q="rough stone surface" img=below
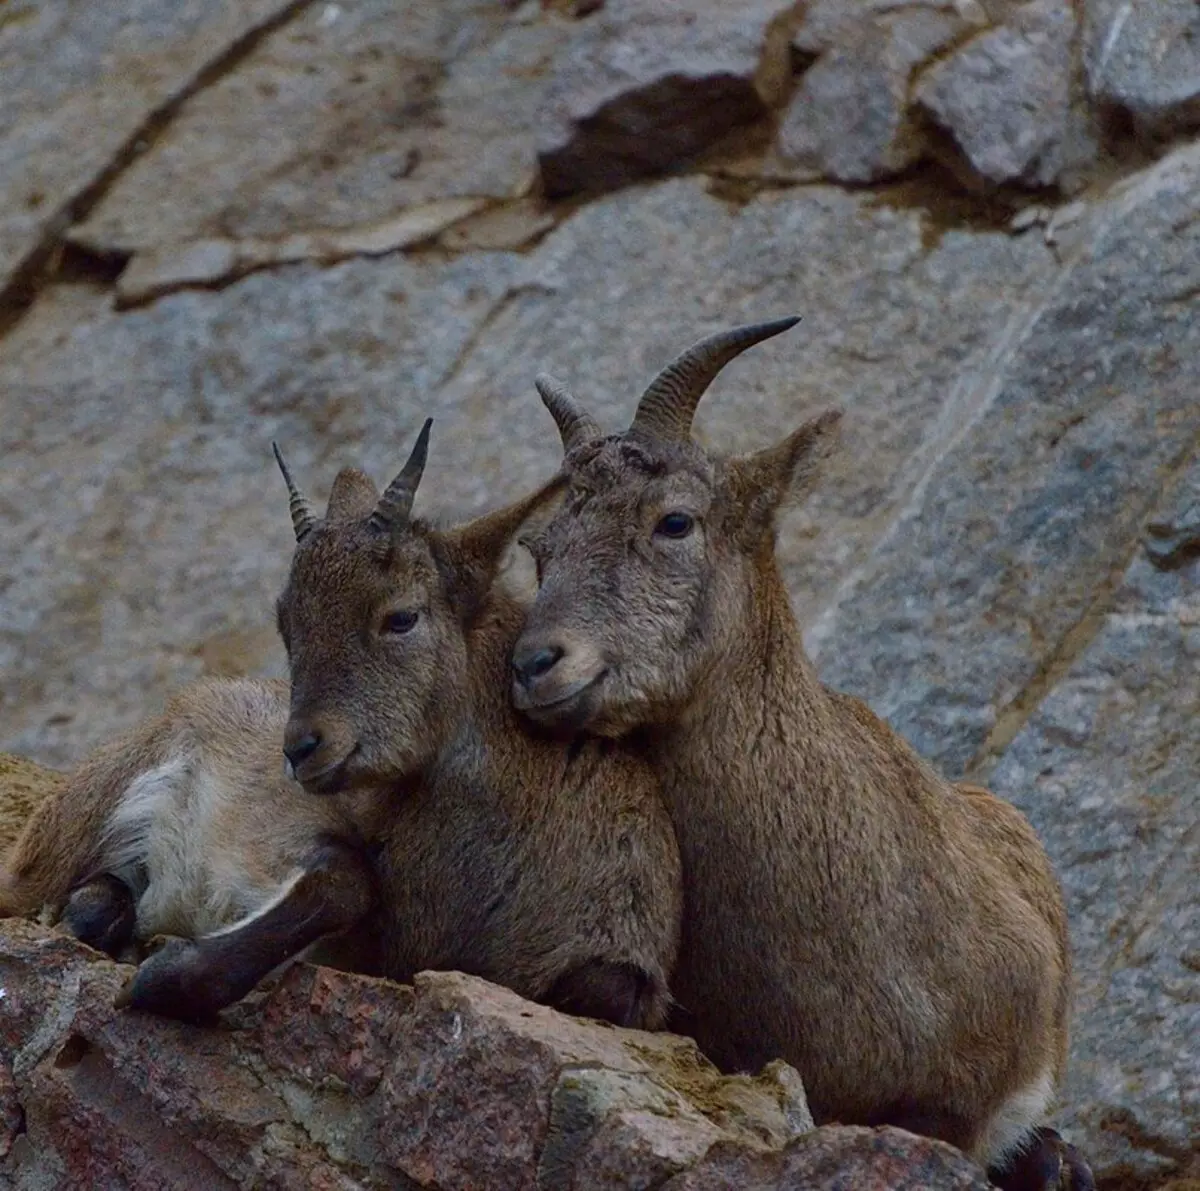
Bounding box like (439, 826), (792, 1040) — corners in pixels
(0, 0), (302, 294)
(536, 0), (798, 197)
(1084, 0), (1200, 138)
(0, 920), (828, 1190)
(68, 0), (565, 257)
(809, 141), (1200, 1184)
(989, 455), (1200, 1189)
(914, 0), (1080, 187)
(0, 178), (1057, 766)
(663, 1126), (994, 1189)
(779, 6), (969, 182)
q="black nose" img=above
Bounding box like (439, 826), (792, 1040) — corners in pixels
(284, 732), (322, 769)
(512, 645), (564, 689)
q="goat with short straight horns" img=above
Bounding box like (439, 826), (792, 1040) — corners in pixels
(510, 318), (1094, 1191)
(1, 422), (682, 1030)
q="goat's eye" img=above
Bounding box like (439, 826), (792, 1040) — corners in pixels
(381, 610), (419, 635)
(655, 512), (694, 539)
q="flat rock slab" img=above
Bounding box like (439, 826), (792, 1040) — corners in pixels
(0, 0), (303, 296)
(69, 0), (566, 258)
(0, 918), (823, 1190)
(811, 139), (1200, 778)
(810, 140), (1200, 1182)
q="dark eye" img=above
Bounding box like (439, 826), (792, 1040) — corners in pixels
(381, 610), (419, 635)
(655, 512), (694, 539)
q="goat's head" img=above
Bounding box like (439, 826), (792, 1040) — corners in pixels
(273, 420), (558, 794)
(512, 318), (842, 736)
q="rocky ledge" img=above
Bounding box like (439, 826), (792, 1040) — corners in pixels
(0, 917), (1001, 1191)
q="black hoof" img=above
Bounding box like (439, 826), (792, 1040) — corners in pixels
(61, 875), (137, 957)
(544, 959), (662, 1029)
(114, 937), (224, 1025)
(988, 1127), (1096, 1191)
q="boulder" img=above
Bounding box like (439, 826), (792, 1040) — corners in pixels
(779, 6), (972, 183)
(0, 918), (998, 1189)
(913, 0), (1082, 188)
(1083, 0), (1200, 139)
(536, 0), (798, 197)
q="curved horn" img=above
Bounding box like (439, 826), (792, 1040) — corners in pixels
(272, 442), (318, 542)
(535, 373), (603, 454)
(629, 316), (802, 442)
(369, 417), (433, 532)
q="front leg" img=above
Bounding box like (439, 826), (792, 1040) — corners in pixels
(114, 836), (376, 1023)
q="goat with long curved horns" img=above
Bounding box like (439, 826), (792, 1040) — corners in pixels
(513, 318), (1093, 1191)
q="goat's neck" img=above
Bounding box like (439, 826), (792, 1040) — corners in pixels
(657, 552), (845, 820)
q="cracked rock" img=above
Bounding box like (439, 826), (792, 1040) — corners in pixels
(0, 917), (821, 1190)
(536, 0), (798, 198)
(779, 6), (972, 183)
(69, 0), (566, 256)
(913, 0), (1082, 188)
(1083, 0), (1200, 139)
(664, 1125), (993, 1189)
(991, 461), (1200, 1186)
(0, 0), (303, 294)
(110, 199), (486, 307)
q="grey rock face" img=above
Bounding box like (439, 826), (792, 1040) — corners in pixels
(0, 0), (303, 293)
(990, 458), (1200, 1186)
(914, 0), (1079, 187)
(1084, 0), (1200, 138)
(779, 7), (969, 183)
(536, 0), (798, 197)
(67, 0), (562, 257)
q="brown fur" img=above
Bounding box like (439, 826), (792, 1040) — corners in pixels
(275, 457), (682, 1027)
(511, 321), (1078, 1176)
(0, 754), (64, 857)
(1, 436), (682, 1030)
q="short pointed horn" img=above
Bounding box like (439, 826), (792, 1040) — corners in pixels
(272, 442), (318, 542)
(369, 417), (433, 532)
(535, 373), (602, 454)
(629, 316), (802, 442)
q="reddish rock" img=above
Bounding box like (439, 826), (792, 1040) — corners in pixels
(0, 921), (818, 1190)
(664, 1125), (993, 1189)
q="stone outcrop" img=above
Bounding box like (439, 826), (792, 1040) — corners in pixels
(0, 917), (1001, 1190)
(2, 0), (1199, 1185)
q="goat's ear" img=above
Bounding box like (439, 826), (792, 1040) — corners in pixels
(326, 468), (380, 521)
(433, 475), (567, 618)
(725, 409), (842, 536)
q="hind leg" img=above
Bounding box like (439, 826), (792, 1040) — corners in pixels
(543, 958), (667, 1029)
(60, 874), (137, 957)
(987, 1126), (1095, 1191)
